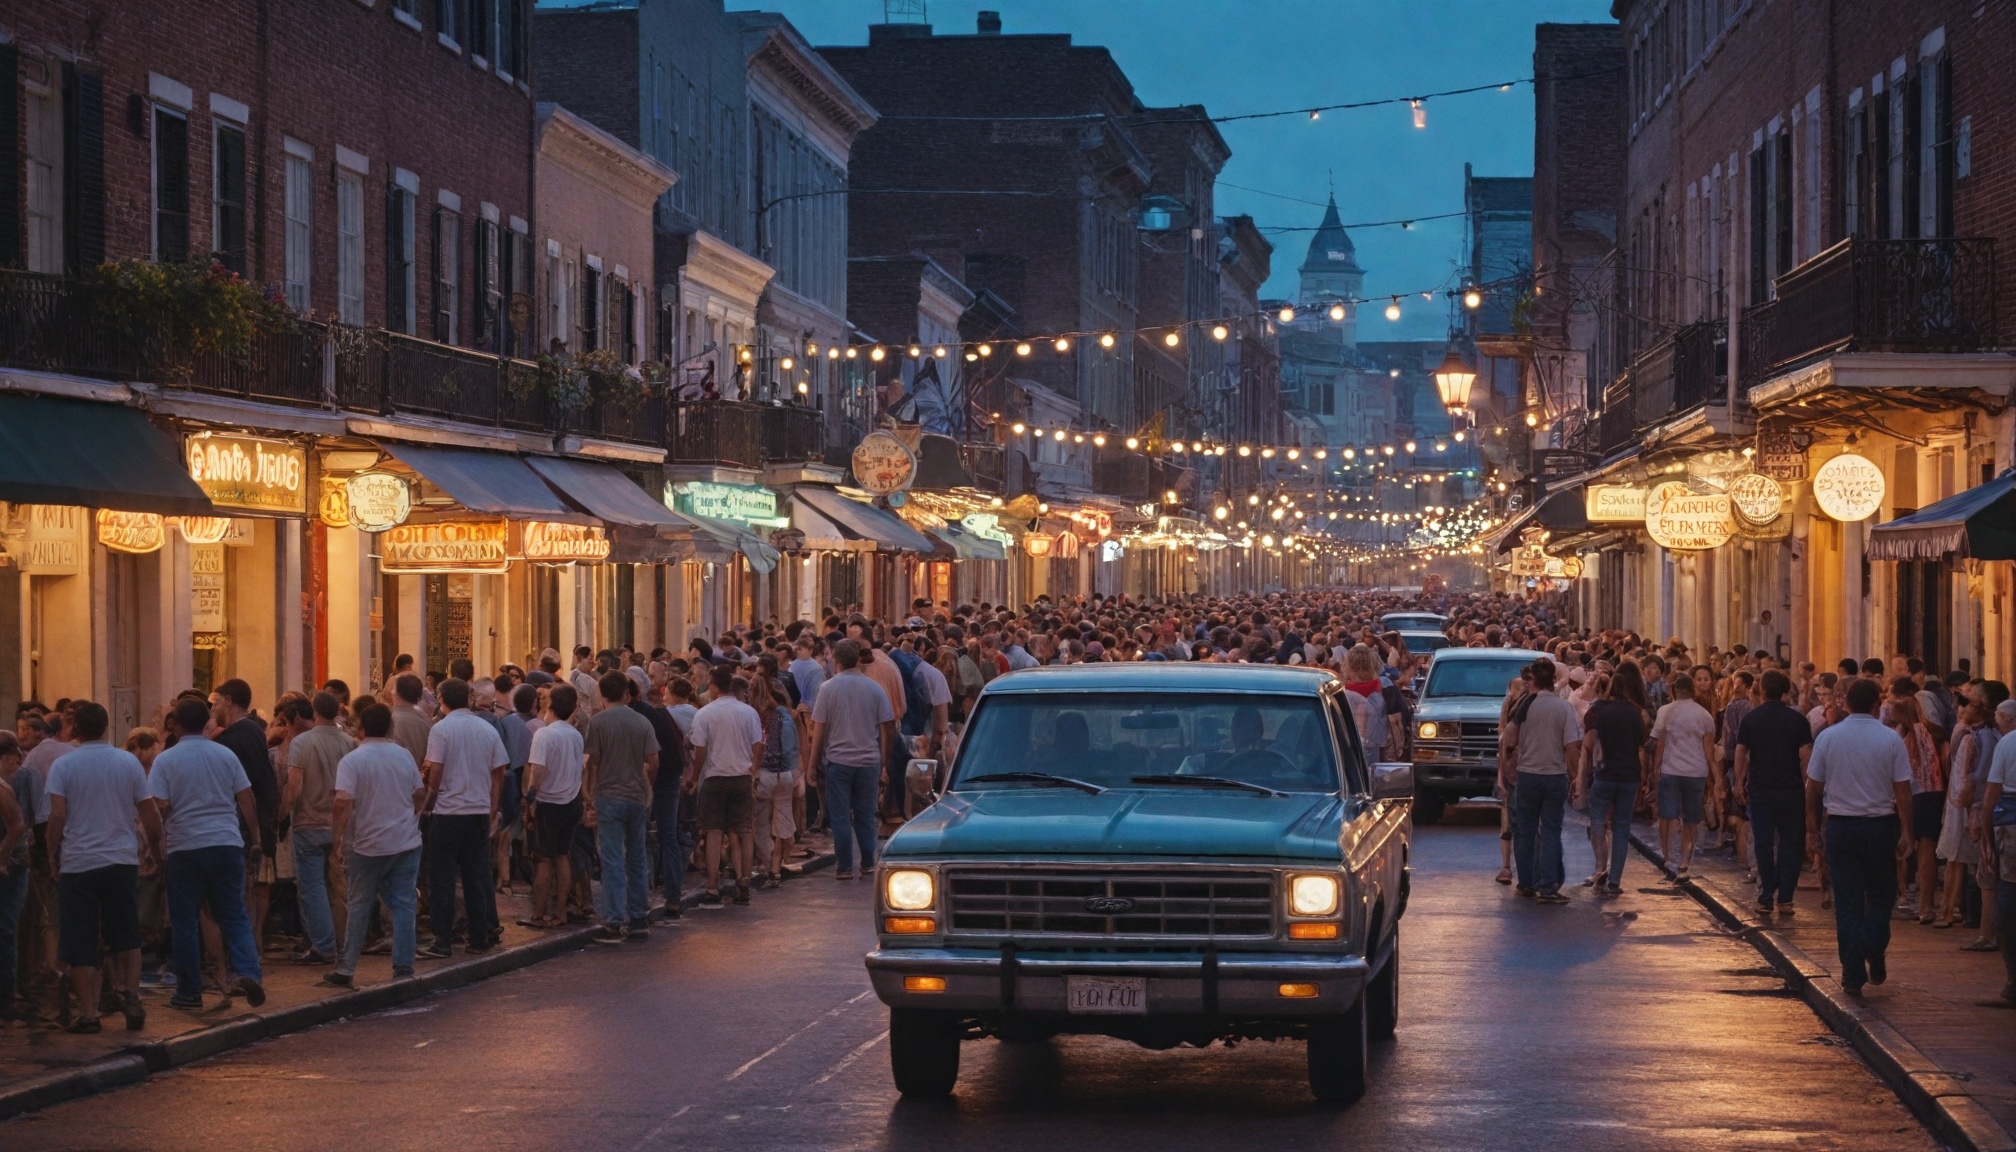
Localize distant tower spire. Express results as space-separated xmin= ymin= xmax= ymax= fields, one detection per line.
xmin=884 ymin=0 xmax=927 ymax=21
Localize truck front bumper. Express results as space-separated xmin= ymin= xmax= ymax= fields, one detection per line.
xmin=865 ymin=946 xmax=1369 ymax=1016
xmin=1411 ymin=755 xmax=1498 ymax=793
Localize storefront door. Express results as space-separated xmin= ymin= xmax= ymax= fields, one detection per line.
xmin=1894 ymin=558 xmax=1949 ymax=671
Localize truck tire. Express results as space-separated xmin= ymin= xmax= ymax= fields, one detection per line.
xmin=1306 ymin=990 xmax=1369 ymax=1104
xmin=889 ymin=1008 xmax=961 ymax=1096
xmin=1413 ymin=788 xmax=1446 ymax=825
xmin=1367 ymin=932 xmax=1399 ymax=1040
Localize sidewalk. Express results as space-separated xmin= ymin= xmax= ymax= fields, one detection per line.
xmin=0 ymin=836 xmax=834 ymax=1120
xmin=1622 ymin=818 xmax=2016 ymax=1152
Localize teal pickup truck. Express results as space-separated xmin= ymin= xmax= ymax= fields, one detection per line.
xmin=865 ymin=663 xmax=1412 ymax=1104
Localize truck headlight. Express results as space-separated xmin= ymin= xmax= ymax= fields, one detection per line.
xmin=1288 ymin=874 xmax=1341 ymax=917
xmin=1417 ymin=721 xmax=1438 ymax=740
xmin=885 ymin=869 xmax=936 ymax=911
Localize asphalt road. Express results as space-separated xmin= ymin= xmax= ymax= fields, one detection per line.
xmin=2 ymin=809 xmax=1938 ymax=1151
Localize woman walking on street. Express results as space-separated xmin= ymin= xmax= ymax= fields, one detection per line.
xmin=1887 ymin=691 xmax=1943 ymax=922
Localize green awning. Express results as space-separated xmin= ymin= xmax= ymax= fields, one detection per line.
xmin=0 ymin=392 xmax=216 ymax=515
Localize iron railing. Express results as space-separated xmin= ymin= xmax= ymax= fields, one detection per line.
xmin=760 ymin=403 xmax=825 ymax=463
xmin=670 ymin=401 xmax=766 ymax=469
xmin=965 ymin=441 xmax=1005 ymax=493
xmin=1739 ymin=237 xmax=1997 ymax=390
xmin=1596 ymin=371 xmax=1635 ymax=454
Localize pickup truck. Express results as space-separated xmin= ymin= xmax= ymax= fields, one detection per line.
xmin=865 ymin=663 xmax=1412 ymax=1104
xmin=1408 ymin=647 xmax=1547 ymax=823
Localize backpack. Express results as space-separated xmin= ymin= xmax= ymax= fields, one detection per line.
xmin=890 ymin=648 xmax=934 ymax=738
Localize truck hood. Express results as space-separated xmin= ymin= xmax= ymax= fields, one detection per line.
xmin=884 ymin=789 xmax=1345 ymax=860
xmin=1413 ymin=698 xmax=1504 ymax=723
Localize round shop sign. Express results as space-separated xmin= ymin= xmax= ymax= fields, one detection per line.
xmin=174 ymin=516 xmax=234 ymax=544
xmin=1644 ymin=484 xmax=1733 ymax=551
xmin=1812 ymin=452 xmax=1885 ymax=522
xmin=1727 ymin=472 xmax=1785 ymax=527
xmin=96 ymin=510 xmax=166 ymax=554
xmin=851 ymin=430 xmax=917 ymax=496
xmin=344 ymin=472 xmax=412 ymax=533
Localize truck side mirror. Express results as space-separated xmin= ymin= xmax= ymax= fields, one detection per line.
xmin=1370 ymin=762 xmax=1413 ymax=802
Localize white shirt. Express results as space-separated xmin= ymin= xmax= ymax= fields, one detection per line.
xmin=334 ymin=739 xmax=424 ymax=857
xmin=1985 ymin=729 xmax=2016 ymax=789
xmin=148 ymin=735 xmax=252 ymax=855
xmin=690 ymin=696 xmax=764 ymax=780
xmin=571 ymin=669 xmax=602 ymax=714
xmin=916 ymin=658 xmax=953 ymax=709
xmin=528 ymin=722 xmax=585 ymax=804
xmin=45 ymin=742 xmax=149 ymax=873
xmin=1652 ymin=699 xmax=1717 ymax=778
xmin=424 ymin=709 xmax=509 ymax=817
xmin=1808 ymin=714 xmax=1913 ymax=817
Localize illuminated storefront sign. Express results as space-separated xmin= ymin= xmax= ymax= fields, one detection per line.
xmin=175 ymin=516 xmax=235 ymax=544
xmin=96 ymin=510 xmax=166 ymax=554
xmin=514 ymin=521 xmax=610 ymax=563
xmin=12 ymin=505 xmax=88 ymax=574
xmin=346 ymin=472 xmax=412 ymax=532
xmin=1644 ymin=483 xmax=1733 ymax=551
xmin=1812 ymin=452 xmax=1885 ymax=522
xmin=670 ymin=481 xmax=784 ymax=527
xmin=851 ymin=430 xmax=917 ymax=495
xmin=1584 ymin=485 xmax=1649 ymax=523
xmin=382 ymin=520 xmax=510 ymax=573
xmin=191 ymin=543 xmax=226 ymax=633
xmin=186 ymin=433 xmax=307 ymax=515
xmin=960 ymin=512 xmax=1015 ymax=548
xmin=1728 ymin=472 xmax=1786 ymax=526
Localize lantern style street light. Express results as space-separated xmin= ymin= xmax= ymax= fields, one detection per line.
xmin=1432 ymin=346 xmax=1477 ymax=416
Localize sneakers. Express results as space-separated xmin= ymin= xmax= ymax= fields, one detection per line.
xmin=1536 ymin=891 xmax=1570 ymax=905
xmin=418 ymin=943 xmax=454 ymax=960
xmin=462 ymin=940 xmax=495 ymax=956
xmin=1868 ymin=954 xmax=1887 ymax=986
xmin=290 ymin=949 xmax=334 ymax=965
xmin=392 ymin=967 xmax=415 ymax=980
xmin=834 ymin=870 xmax=855 ymax=881
xmin=624 ymin=926 xmax=650 ymax=943
xmin=320 ymin=972 xmax=355 ymax=989
xmin=1515 ymin=886 xmax=1537 ymax=898
xmin=238 ymin=976 xmax=266 ymax=1008
xmin=1602 ymin=883 xmax=1623 ymax=897
xmin=121 ymin=992 xmax=146 ymax=1032
xmin=1777 ymin=901 xmax=1795 ymax=917
xmin=65 ymin=1015 xmax=102 ymax=1034
xmin=733 ymin=884 xmax=751 ymax=906
xmin=1756 ymin=899 xmax=1776 ymax=915
xmin=591 ymin=926 xmax=626 ymax=946
xmin=661 ymin=905 xmax=684 ymax=923
xmin=168 ymin=994 xmax=204 ymax=1011
xmin=760 ymin=875 xmax=782 ymax=891
xmin=698 ymin=891 xmax=724 ymax=907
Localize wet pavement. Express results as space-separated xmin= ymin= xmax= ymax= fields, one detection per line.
xmin=0 ymin=808 xmax=1939 ymax=1151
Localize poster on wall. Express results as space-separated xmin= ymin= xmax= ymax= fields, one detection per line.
xmin=190 ymin=543 xmax=226 ymax=633
xmin=15 ymin=505 xmax=88 ymax=574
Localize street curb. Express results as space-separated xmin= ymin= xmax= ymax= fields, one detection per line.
xmin=1627 ymin=831 xmax=2016 ymax=1152
xmin=0 ymin=849 xmax=836 ymax=1123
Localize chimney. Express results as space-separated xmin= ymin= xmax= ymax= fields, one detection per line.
xmin=976 ymin=10 xmax=1002 ymax=34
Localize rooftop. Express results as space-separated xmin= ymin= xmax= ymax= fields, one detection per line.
xmin=980 ymin=663 xmax=1337 ymax=696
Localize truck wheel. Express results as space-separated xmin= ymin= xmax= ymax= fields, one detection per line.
xmin=1306 ymin=991 xmax=1369 ymax=1104
xmin=889 ymin=1008 xmax=961 ymax=1096
xmin=1367 ymin=932 xmax=1399 ymax=1040
xmin=1413 ymin=789 xmax=1446 ymax=825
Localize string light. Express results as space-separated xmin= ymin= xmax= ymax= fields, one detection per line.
xmin=827 ymin=347 xmax=840 ymax=360
xmin=933 ymin=346 xmax=947 ymax=358
xmin=845 ymin=347 xmax=858 ymax=359
xmin=908 ymin=345 xmax=921 ymax=358
xmin=1384 ymin=298 xmax=1401 ymax=321
xmin=964 ymin=351 xmax=979 ymax=361
xmin=1124 ymin=437 xmax=1140 ymax=450
xmin=1277 ymin=306 xmax=1296 ymax=324
xmin=869 ymin=346 xmax=886 ymax=361
xmin=1410 ymin=99 xmax=1427 ymax=129
xmin=1163 ymin=331 xmax=1181 ymax=347
xmin=977 ymin=344 xmax=993 ymax=357
xmin=1092 ymin=433 xmax=1106 ymax=447
xmin=1328 ymin=303 xmax=1346 ymax=321
xmin=1054 ymin=337 xmax=1071 ymax=352
xmin=1463 ymin=287 xmax=1483 ymax=309
xmin=1099 ymin=332 xmax=1116 ymax=348
xmin=780 ymin=356 xmax=794 ymax=370
xmin=1010 ymin=422 xmax=1026 ymax=435
xmin=1212 ymin=324 xmax=1229 ymax=341
xmin=1016 ymin=342 xmax=1032 ymax=356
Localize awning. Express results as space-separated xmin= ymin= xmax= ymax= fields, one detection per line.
xmin=928 ymin=523 xmax=1007 ymax=561
xmin=682 ymin=512 xmax=779 ymax=573
xmin=381 ymin=442 xmax=596 ymax=524
xmin=0 ymin=392 xmax=216 ymax=516
xmin=1486 ymin=489 xmax=1590 ymax=553
xmin=1867 ymin=470 xmax=2016 ymax=561
xmin=524 ymin=456 xmax=689 ymax=528
xmin=792 ymin=486 xmax=935 ymax=553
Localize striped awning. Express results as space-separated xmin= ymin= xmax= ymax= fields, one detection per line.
xmin=1866 ymin=470 xmax=2016 ymax=561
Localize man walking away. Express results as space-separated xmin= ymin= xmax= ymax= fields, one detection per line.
xmin=44 ymin=702 xmax=161 ymax=1032
xmin=388 ymin=675 xmax=433 ymax=770
xmin=809 ymin=640 xmax=895 ymax=881
xmin=150 ymin=698 xmax=265 ymax=1011
xmin=209 ymin=679 xmax=279 ymax=947
xmin=284 ymin=692 xmax=354 ymax=964
xmin=622 ymin=677 xmax=685 ymax=922
xmin=1806 ymin=677 xmax=1913 ymax=996
xmin=1503 ymin=660 xmax=1582 ymax=903
xmin=524 ymin=686 xmax=585 ymax=930
xmin=420 ymin=679 xmax=508 ymax=959
xmin=1579 ymin=677 xmax=1645 ymax=896
xmin=1737 ymin=670 xmax=1813 ymax=916
xmin=686 ymin=665 xmax=762 ymax=906
xmin=584 ymin=673 xmax=660 ymax=941
xmin=323 ymin=704 xmax=425 ymax=988
xmin=1651 ymin=676 xmax=1718 ymax=878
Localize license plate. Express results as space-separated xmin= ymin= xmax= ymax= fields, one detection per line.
xmin=1415 ymin=749 xmax=1438 ymax=760
xmin=1067 ymin=975 xmax=1147 ymax=1014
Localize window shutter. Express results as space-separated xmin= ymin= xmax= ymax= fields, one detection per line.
xmin=473 ymin=218 xmax=493 ymax=349
xmin=153 ymin=110 xmax=189 ymax=264
xmin=64 ymin=64 xmax=106 ymax=269
xmin=387 ymin=185 xmax=407 ymax=333
xmin=1873 ymin=92 xmax=1891 ymax=239
xmin=1774 ymin=131 xmax=1793 ymax=275
xmin=582 ymin=265 xmax=599 ymax=351
xmin=0 ymin=45 xmax=18 ymax=267
xmin=214 ymin=123 xmax=247 ymax=274
xmin=1937 ymin=53 xmax=1954 ymax=238
xmin=1748 ymin=148 xmax=1766 ymax=303
xmin=432 ymin=207 xmax=449 ymax=343
xmin=1901 ymin=73 xmax=1922 ymax=239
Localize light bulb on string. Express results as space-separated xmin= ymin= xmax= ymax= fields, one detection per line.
xmin=1099 ymin=332 xmax=1116 ymax=349
xmin=1124 ymin=437 xmax=1140 ymax=450
xmin=1011 ymin=422 xmax=1026 ymax=435
xmin=965 ymin=351 xmax=978 ymax=362
xmin=869 ymin=346 xmax=886 ymax=362
xmin=845 ymin=347 xmax=858 ymax=359
xmin=780 ymin=356 xmax=794 ymax=370
xmin=827 ymin=347 xmax=840 ymax=360
xmin=1410 ymin=99 xmax=1426 ymax=129
xmin=933 ymin=346 xmax=947 ymax=358
xmin=1054 ymin=337 xmax=1071 ymax=352
xmin=1163 ymin=331 xmax=1181 ymax=347
xmin=1053 ymin=428 xmax=1066 ymax=441
xmin=977 ymin=344 xmax=992 ymax=357
xmin=1384 ymin=298 xmax=1401 ymax=321
xmin=1463 ymin=288 xmax=1482 ymax=309
xmin=908 ymin=345 xmax=921 ymax=358
xmin=1015 ymin=342 xmax=1032 ymax=357
xmin=1328 ymin=303 xmax=1346 ymax=322
xmin=1237 ymin=445 xmax=1252 ymax=457
xmin=1212 ymin=324 xmax=1229 ymax=341
xmin=1277 ymin=306 xmax=1296 ymax=324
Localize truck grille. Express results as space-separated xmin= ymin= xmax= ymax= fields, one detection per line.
xmin=944 ymin=868 xmax=1276 ymax=940
xmin=1419 ymin=720 xmax=1499 ymax=759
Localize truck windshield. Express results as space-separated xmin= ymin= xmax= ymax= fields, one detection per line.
xmin=1423 ymin=658 xmax=1532 ymax=699
xmin=952 ymin=693 xmax=1341 ymax=794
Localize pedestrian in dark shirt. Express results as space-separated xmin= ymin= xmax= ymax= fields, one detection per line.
xmin=1736 ymin=670 xmax=1814 ymax=915
xmin=624 ymin=676 xmax=686 ymax=921
xmin=1580 ymin=677 xmax=1647 ymax=895
xmin=209 ymin=678 xmax=278 ymax=953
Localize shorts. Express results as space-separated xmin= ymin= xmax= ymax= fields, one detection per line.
xmin=531 ymin=795 xmax=583 ymax=859
xmin=697 ymin=775 xmax=754 ymax=832
xmin=57 ymin=864 xmax=143 ymax=966
xmin=1658 ymin=774 xmax=1707 ymax=824
xmin=1910 ymin=791 xmax=1946 ymax=842
xmin=499 ymin=768 xmax=523 ymax=832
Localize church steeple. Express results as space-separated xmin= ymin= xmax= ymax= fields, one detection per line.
xmin=1297 ymin=195 xmax=1365 ymax=345
xmin=1301 ymin=195 xmax=1362 ymax=277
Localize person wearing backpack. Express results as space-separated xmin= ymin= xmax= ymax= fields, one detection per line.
xmin=750 ymin=675 xmax=799 ymax=890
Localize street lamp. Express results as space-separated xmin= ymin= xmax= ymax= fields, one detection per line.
xmin=1432 ymin=347 xmax=1477 ymax=416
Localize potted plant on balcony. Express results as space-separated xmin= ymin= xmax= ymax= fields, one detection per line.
xmin=535 ymin=349 xmax=593 ymax=414
xmin=74 ymin=259 xmax=290 ymax=382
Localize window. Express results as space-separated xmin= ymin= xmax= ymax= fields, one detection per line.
xmin=433 ymin=207 xmax=460 ymax=344
xmin=1846 ymin=95 xmax=1869 ymax=238
xmin=1920 ymin=52 xmax=1952 ymax=238
xmin=387 ymin=185 xmax=416 ymax=334
xmin=504 ymin=227 xmax=532 ymax=356
xmin=337 ymin=170 xmax=364 ymax=325
xmin=582 ymin=264 xmax=601 ymax=351
xmin=212 ymin=121 xmax=246 ymax=273
xmin=474 ymin=217 xmax=499 ymax=350
xmin=284 ymin=152 xmax=313 ymax=311
xmin=436 ymin=0 xmax=457 ymax=45
xmin=152 ymin=106 xmax=189 ymax=262
xmin=1774 ymin=130 xmax=1793 ymax=276
xmin=23 ymin=72 xmax=63 ymax=273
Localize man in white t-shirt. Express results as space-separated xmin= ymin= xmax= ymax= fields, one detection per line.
xmin=324 ymin=703 xmax=425 ymax=988
xmin=149 ymin=698 xmax=264 ymax=1011
xmin=524 ymin=684 xmax=586 ymax=930
xmin=420 ymin=679 xmax=508 ymax=958
xmin=1651 ymin=675 xmax=1719 ymax=878
xmin=685 ymin=664 xmax=764 ymax=906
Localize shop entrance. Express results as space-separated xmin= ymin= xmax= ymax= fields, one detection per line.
xmin=1894 ymin=558 xmax=1950 ymax=672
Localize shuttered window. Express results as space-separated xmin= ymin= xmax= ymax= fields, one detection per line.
xmin=22 ymin=59 xmax=68 ymax=273
xmin=433 ymin=207 xmax=460 ymax=345
xmin=212 ymin=121 xmax=247 ymax=274
xmin=61 ymin=63 xmax=105 ymax=271
xmin=284 ymin=153 xmax=313 ymax=311
xmin=337 ymin=171 xmax=364 ymax=325
xmin=474 ymin=217 xmax=498 ymax=350
xmin=152 ymin=107 xmax=189 ymax=263
xmin=582 ymin=264 xmax=599 ymax=352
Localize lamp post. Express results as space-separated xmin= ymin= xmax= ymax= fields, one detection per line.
xmin=1432 ymin=346 xmax=1477 ymax=418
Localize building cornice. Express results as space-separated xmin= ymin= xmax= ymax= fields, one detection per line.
xmin=537 ymin=104 xmax=678 ymax=209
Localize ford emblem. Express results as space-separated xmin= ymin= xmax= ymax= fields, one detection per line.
xmin=1085 ymin=896 xmax=1135 ymax=915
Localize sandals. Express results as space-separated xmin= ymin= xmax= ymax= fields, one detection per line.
xmin=1931 ymin=917 xmax=1955 ymax=929
xmin=1494 ymin=868 xmax=1513 ymax=885
xmin=1961 ymin=937 xmax=2000 ymax=952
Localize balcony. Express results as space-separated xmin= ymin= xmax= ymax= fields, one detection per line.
xmin=670 ymin=401 xmax=766 ymax=469
xmin=1628 ymin=319 xmax=1727 ymax=431
xmin=760 ymin=403 xmax=825 ymax=464
xmin=1739 ymin=237 xmax=1997 ymax=391
xmin=964 ymin=441 xmax=1005 ymax=493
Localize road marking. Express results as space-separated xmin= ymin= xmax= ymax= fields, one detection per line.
xmin=723 ymin=989 xmax=875 ymax=1082
xmin=629 ymin=1104 xmax=692 ymax=1151
xmin=811 ymin=1030 xmax=888 ymax=1086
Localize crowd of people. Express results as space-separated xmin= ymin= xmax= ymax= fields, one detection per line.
xmin=0 ymin=587 xmax=2011 ymax=1035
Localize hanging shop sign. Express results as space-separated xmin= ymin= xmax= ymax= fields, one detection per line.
xmin=1644 ymin=484 xmax=1733 ymax=551
xmin=185 ymin=433 xmax=307 ymax=515
xmin=1811 ymin=452 xmax=1885 ymax=522
xmin=768 ymin=527 xmax=807 ymax=553
xmin=1023 ymin=533 xmax=1054 ymax=558
xmin=96 ymin=510 xmax=166 ymax=554
xmin=513 ymin=520 xmax=611 ymax=564
xmin=1511 ymin=545 xmax=1548 ymax=577
xmin=670 ymin=481 xmax=782 ymax=527
xmin=382 ymin=519 xmax=510 ymax=573
xmin=1543 ymin=556 xmax=1568 ymax=578
xmin=851 ymin=430 xmax=917 ymax=496
xmin=960 ymin=513 xmax=1016 ymax=549
xmin=1733 ymin=511 xmax=1793 ymax=540
xmin=1757 ymin=427 xmax=1812 ymax=481
xmin=1561 ymin=556 xmax=1585 ymax=580
xmin=1585 ymin=485 xmax=1649 ymax=523
xmin=1053 ymin=530 xmax=1080 ymax=558
xmin=1728 ymin=472 xmax=1787 ymax=526
xmin=1069 ymin=508 xmax=1113 ymax=537
xmin=190 ymin=543 xmax=226 ymax=633
xmin=318 ymin=476 xmax=352 ymax=529
xmin=14 ymin=505 xmax=88 ymax=575
xmin=1537 ymin=450 xmax=1592 ymax=480
xmin=175 ymin=516 xmax=235 ymax=545
xmin=1099 ymin=539 xmax=1126 ymax=563
xmin=344 ymin=472 xmax=412 ymax=533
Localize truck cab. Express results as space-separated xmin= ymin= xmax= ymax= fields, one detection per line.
xmin=1408 ymin=647 xmax=1547 ymax=823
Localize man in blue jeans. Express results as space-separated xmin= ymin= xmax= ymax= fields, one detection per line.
xmin=809 ymin=640 xmax=896 ymax=879
xmin=148 ymin=698 xmax=265 ymax=1011
xmin=1502 ymin=660 xmax=1583 ymax=903
xmin=1736 ymin=670 xmax=1813 ymax=915
xmin=282 ymin=692 xmax=354 ymax=965
xmin=323 ymin=704 xmax=425 ymax=988
xmin=1579 ymin=677 xmax=1647 ymax=896
xmin=1806 ymin=677 xmax=1914 ymax=995
xmin=584 ymin=672 xmax=659 ymax=941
